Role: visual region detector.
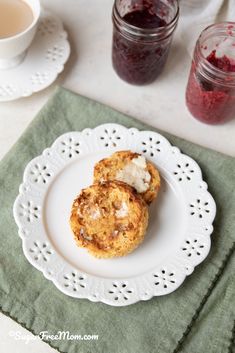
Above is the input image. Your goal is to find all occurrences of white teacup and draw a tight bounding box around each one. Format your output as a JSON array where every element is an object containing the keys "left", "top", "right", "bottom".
[{"left": 0, "top": 0, "right": 41, "bottom": 70}]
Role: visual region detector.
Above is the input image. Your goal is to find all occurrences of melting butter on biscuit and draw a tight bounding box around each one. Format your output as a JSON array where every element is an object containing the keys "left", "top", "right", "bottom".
[
  {"left": 116, "top": 201, "right": 128, "bottom": 218},
  {"left": 116, "top": 156, "right": 151, "bottom": 193}
]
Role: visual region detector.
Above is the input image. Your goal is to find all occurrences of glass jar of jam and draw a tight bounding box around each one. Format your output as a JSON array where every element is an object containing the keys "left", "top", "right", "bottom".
[
  {"left": 112, "top": 0, "right": 179, "bottom": 85},
  {"left": 186, "top": 22, "right": 235, "bottom": 124}
]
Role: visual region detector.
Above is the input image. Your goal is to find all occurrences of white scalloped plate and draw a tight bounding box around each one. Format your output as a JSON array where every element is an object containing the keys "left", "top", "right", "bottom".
[
  {"left": 0, "top": 9, "right": 70, "bottom": 102},
  {"left": 13, "top": 124, "right": 216, "bottom": 306}
]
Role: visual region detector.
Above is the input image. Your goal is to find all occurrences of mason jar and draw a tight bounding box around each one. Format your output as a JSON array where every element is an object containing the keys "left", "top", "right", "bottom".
[
  {"left": 186, "top": 22, "right": 235, "bottom": 124},
  {"left": 112, "top": 0, "right": 179, "bottom": 85}
]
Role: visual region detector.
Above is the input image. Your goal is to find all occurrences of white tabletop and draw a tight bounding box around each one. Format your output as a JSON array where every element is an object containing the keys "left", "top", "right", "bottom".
[{"left": 0, "top": 0, "right": 235, "bottom": 352}]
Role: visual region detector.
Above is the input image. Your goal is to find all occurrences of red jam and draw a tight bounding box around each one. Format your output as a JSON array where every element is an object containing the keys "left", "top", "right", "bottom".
[
  {"left": 207, "top": 50, "right": 235, "bottom": 72},
  {"left": 186, "top": 50, "right": 235, "bottom": 124},
  {"left": 112, "top": 1, "right": 178, "bottom": 85}
]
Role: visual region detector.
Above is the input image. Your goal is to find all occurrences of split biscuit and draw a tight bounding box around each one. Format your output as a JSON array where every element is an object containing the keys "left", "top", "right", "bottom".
[
  {"left": 94, "top": 150, "right": 160, "bottom": 204},
  {"left": 70, "top": 180, "right": 149, "bottom": 258}
]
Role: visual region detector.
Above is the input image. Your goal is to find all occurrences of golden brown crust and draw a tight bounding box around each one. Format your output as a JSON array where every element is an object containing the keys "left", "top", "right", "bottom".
[
  {"left": 70, "top": 180, "right": 149, "bottom": 258},
  {"left": 94, "top": 150, "right": 160, "bottom": 204}
]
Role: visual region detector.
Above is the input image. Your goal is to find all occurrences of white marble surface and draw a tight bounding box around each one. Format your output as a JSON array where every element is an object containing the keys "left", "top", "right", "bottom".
[{"left": 0, "top": 1, "right": 235, "bottom": 352}]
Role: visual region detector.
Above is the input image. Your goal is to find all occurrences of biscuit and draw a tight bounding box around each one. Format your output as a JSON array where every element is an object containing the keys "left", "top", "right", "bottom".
[
  {"left": 70, "top": 180, "right": 149, "bottom": 258},
  {"left": 94, "top": 150, "right": 160, "bottom": 204}
]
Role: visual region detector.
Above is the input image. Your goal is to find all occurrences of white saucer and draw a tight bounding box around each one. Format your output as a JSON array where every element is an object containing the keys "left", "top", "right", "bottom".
[{"left": 0, "top": 10, "right": 70, "bottom": 102}]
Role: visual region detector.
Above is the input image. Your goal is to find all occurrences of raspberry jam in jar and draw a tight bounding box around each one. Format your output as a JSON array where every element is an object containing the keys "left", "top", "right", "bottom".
[
  {"left": 186, "top": 22, "right": 235, "bottom": 124},
  {"left": 112, "top": 0, "right": 179, "bottom": 85}
]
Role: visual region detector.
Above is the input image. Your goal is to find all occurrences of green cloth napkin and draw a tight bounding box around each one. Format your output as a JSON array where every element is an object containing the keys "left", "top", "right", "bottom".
[{"left": 0, "top": 87, "right": 234, "bottom": 353}]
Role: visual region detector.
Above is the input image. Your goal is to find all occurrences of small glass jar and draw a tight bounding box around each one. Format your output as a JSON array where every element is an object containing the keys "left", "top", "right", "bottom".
[
  {"left": 112, "top": 0, "right": 179, "bottom": 85},
  {"left": 186, "top": 22, "right": 235, "bottom": 124}
]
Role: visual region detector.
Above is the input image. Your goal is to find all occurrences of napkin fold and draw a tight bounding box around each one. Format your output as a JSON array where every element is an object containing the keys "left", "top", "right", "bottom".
[{"left": 0, "top": 87, "right": 234, "bottom": 353}]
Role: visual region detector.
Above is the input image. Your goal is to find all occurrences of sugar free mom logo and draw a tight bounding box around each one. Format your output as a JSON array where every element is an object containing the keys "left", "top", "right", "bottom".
[{"left": 9, "top": 330, "right": 99, "bottom": 344}]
